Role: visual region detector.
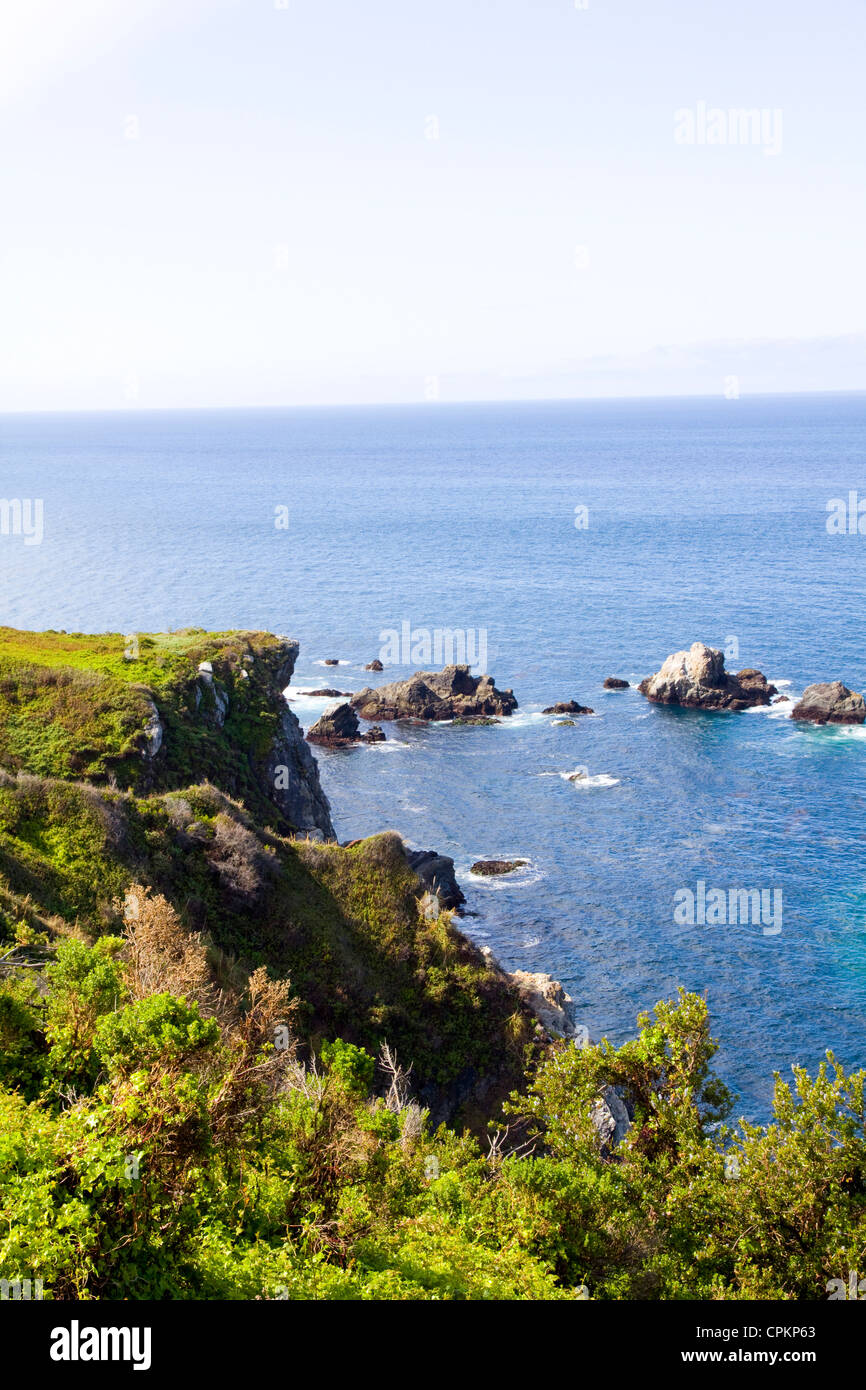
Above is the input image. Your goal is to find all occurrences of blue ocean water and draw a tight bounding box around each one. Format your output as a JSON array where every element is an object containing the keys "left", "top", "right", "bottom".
[{"left": 2, "top": 393, "right": 865, "bottom": 1120}]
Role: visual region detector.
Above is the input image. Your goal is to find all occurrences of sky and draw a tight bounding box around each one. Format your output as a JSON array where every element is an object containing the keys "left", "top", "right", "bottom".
[{"left": 1, "top": 0, "right": 864, "bottom": 411}]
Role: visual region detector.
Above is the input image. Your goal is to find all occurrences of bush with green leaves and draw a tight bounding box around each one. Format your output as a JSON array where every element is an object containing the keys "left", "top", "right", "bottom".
[
  {"left": 94, "top": 994, "right": 220, "bottom": 1074},
  {"left": 320, "top": 1037, "right": 376, "bottom": 1096},
  {"left": 2, "top": 921, "right": 865, "bottom": 1302}
]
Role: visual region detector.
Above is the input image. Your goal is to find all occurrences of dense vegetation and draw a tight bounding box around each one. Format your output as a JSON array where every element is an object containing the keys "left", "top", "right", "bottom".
[{"left": 1, "top": 629, "right": 864, "bottom": 1300}]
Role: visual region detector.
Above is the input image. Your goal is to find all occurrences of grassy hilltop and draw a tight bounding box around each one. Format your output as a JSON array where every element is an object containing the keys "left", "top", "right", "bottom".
[{"left": 0, "top": 627, "right": 310, "bottom": 822}]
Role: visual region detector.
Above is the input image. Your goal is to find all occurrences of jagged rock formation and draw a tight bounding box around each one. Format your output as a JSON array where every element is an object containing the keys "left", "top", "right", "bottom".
[
  {"left": 365, "top": 659, "right": 384, "bottom": 671},
  {"left": 352, "top": 665, "right": 517, "bottom": 722},
  {"left": 592, "top": 1087, "right": 633, "bottom": 1154},
  {"left": 405, "top": 847, "right": 466, "bottom": 911},
  {"left": 638, "top": 642, "right": 776, "bottom": 711},
  {"left": 506, "top": 970, "right": 579, "bottom": 1039},
  {"left": 790, "top": 682, "right": 866, "bottom": 725},
  {"left": 307, "top": 703, "right": 385, "bottom": 747},
  {"left": 542, "top": 699, "right": 594, "bottom": 715},
  {"left": 307, "top": 702, "right": 362, "bottom": 747}
]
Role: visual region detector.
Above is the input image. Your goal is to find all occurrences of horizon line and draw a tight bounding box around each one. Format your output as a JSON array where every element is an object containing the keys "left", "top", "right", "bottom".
[{"left": 2, "top": 385, "right": 865, "bottom": 420}]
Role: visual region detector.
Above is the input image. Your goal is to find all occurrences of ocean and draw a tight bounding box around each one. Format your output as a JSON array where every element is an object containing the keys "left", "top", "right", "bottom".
[{"left": 2, "top": 391, "right": 865, "bottom": 1120}]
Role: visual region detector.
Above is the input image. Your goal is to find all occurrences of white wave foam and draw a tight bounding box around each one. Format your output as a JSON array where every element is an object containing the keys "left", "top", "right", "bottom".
[
  {"left": 558, "top": 769, "right": 620, "bottom": 788},
  {"left": 499, "top": 710, "right": 549, "bottom": 729}
]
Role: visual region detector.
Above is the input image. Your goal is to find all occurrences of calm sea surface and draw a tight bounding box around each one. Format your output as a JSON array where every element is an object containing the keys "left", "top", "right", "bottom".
[{"left": 2, "top": 393, "right": 865, "bottom": 1119}]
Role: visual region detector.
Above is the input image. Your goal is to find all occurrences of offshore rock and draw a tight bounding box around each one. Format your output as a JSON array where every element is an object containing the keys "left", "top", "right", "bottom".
[
  {"left": 638, "top": 642, "right": 776, "bottom": 711},
  {"left": 352, "top": 665, "right": 517, "bottom": 722},
  {"left": 790, "top": 682, "right": 866, "bottom": 725}
]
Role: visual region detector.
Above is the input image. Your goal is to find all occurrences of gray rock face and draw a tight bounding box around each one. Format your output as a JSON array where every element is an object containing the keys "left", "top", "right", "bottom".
[
  {"left": 259, "top": 639, "right": 334, "bottom": 839},
  {"left": 790, "top": 681, "right": 866, "bottom": 725},
  {"left": 195, "top": 666, "right": 230, "bottom": 727},
  {"left": 352, "top": 665, "right": 517, "bottom": 721},
  {"left": 505, "top": 970, "right": 578, "bottom": 1040},
  {"left": 638, "top": 642, "right": 776, "bottom": 710},
  {"left": 306, "top": 702, "right": 362, "bottom": 747},
  {"left": 405, "top": 847, "right": 466, "bottom": 911},
  {"left": 591, "top": 1086, "right": 632, "bottom": 1153},
  {"left": 142, "top": 700, "right": 164, "bottom": 758},
  {"left": 266, "top": 701, "right": 334, "bottom": 838}
]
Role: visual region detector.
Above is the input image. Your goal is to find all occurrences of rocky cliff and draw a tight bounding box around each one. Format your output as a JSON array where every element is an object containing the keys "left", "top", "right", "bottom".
[{"left": 0, "top": 626, "right": 334, "bottom": 839}]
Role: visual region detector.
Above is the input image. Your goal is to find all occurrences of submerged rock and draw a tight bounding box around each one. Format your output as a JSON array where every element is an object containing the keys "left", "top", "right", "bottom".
[
  {"left": 297, "top": 687, "right": 352, "bottom": 698},
  {"left": 470, "top": 859, "right": 528, "bottom": 876},
  {"left": 361, "top": 724, "right": 386, "bottom": 743},
  {"left": 638, "top": 642, "right": 776, "bottom": 711},
  {"left": 603, "top": 677, "right": 629, "bottom": 689},
  {"left": 352, "top": 665, "right": 517, "bottom": 722},
  {"left": 323, "top": 658, "right": 340, "bottom": 666},
  {"left": 790, "top": 682, "right": 866, "bottom": 725},
  {"left": 452, "top": 715, "right": 500, "bottom": 726},
  {"left": 542, "top": 699, "right": 594, "bottom": 715}
]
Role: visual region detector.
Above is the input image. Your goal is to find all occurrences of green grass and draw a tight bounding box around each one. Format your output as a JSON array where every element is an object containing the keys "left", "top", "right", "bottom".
[{"left": 0, "top": 627, "right": 304, "bottom": 827}]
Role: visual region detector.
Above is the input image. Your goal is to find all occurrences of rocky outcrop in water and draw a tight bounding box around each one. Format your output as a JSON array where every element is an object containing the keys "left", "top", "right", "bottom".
[
  {"left": 365, "top": 659, "right": 384, "bottom": 672},
  {"left": 470, "top": 859, "right": 527, "bottom": 876},
  {"left": 603, "top": 677, "right": 629, "bottom": 689},
  {"left": 638, "top": 642, "right": 776, "bottom": 711},
  {"left": 307, "top": 703, "right": 386, "bottom": 747},
  {"left": 296, "top": 687, "right": 352, "bottom": 698},
  {"left": 790, "top": 682, "right": 866, "bottom": 725},
  {"left": 542, "top": 699, "right": 594, "bottom": 715},
  {"left": 307, "top": 703, "right": 362, "bottom": 747},
  {"left": 352, "top": 665, "right": 517, "bottom": 722}
]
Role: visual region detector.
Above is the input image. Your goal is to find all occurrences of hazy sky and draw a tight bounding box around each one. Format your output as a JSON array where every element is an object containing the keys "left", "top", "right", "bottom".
[{"left": 1, "top": 0, "right": 864, "bottom": 410}]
